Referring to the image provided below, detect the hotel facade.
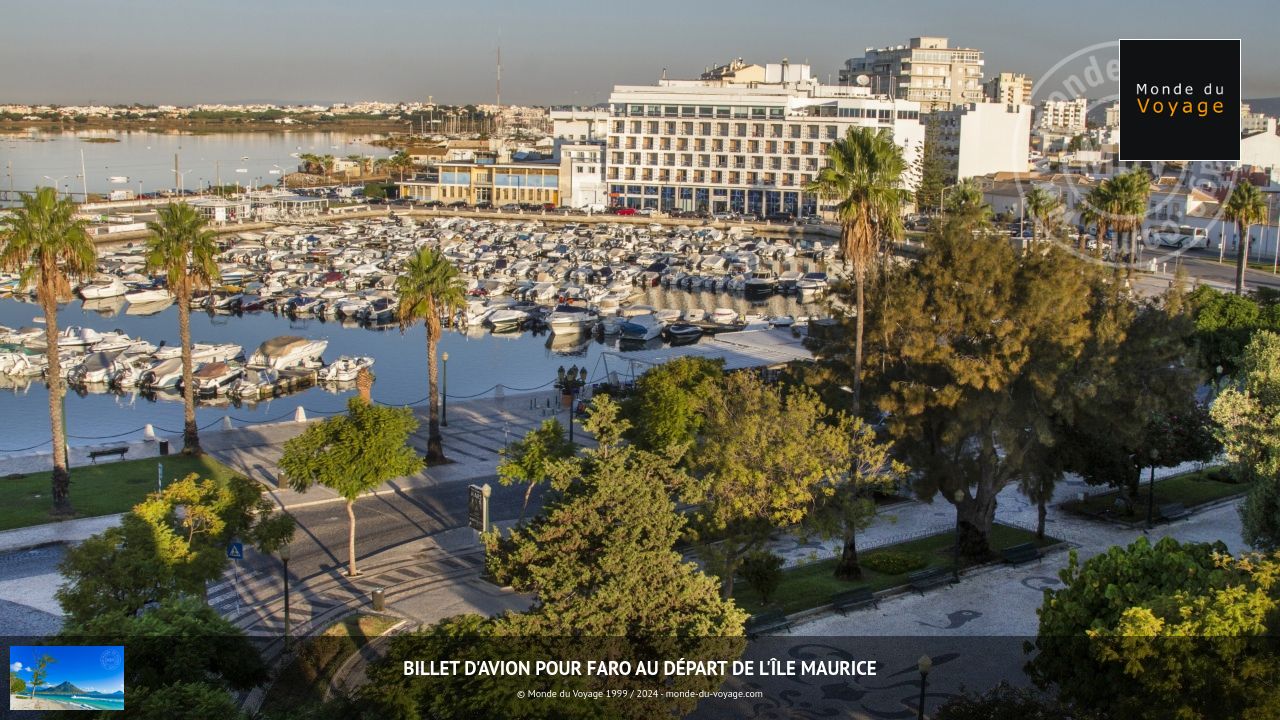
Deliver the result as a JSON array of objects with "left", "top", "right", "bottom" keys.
[{"left": 605, "top": 60, "right": 925, "bottom": 217}]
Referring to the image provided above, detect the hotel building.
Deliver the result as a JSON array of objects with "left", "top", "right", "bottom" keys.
[
  {"left": 398, "top": 159, "right": 561, "bottom": 206},
  {"left": 840, "top": 37, "right": 985, "bottom": 112},
  {"left": 606, "top": 60, "right": 925, "bottom": 217}
]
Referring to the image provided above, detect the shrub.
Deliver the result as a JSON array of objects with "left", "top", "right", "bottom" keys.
[
  {"left": 739, "top": 551, "right": 785, "bottom": 605},
  {"left": 861, "top": 550, "right": 927, "bottom": 575}
]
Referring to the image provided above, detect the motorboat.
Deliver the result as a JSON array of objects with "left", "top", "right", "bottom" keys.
[
  {"left": 710, "top": 308, "right": 739, "bottom": 325},
  {"left": 546, "top": 304, "right": 598, "bottom": 335},
  {"left": 153, "top": 342, "right": 242, "bottom": 363},
  {"left": 284, "top": 295, "right": 323, "bottom": 315},
  {"left": 619, "top": 313, "right": 665, "bottom": 342},
  {"left": 125, "top": 287, "right": 173, "bottom": 304},
  {"left": 228, "top": 367, "right": 280, "bottom": 399},
  {"left": 68, "top": 350, "right": 124, "bottom": 385},
  {"left": 796, "top": 272, "right": 829, "bottom": 299},
  {"left": 188, "top": 361, "right": 244, "bottom": 397},
  {"left": 654, "top": 308, "right": 683, "bottom": 324},
  {"left": 744, "top": 271, "right": 777, "bottom": 298},
  {"left": 485, "top": 308, "right": 531, "bottom": 333},
  {"left": 125, "top": 298, "right": 174, "bottom": 316},
  {"left": 0, "top": 351, "right": 44, "bottom": 377},
  {"left": 597, "top": 315, "right": 624, "bottom": 336},
  {"left": 110, "top": 357, "right": 150, "bottom": 388},
  {"left": 320, "top": 355, "right": 375, "bottom": 383},
  {"left": 358, "top": 297, "right": 397, "bottom": 324},
  {"left": 664, "top": 323, "right": 704, "bottom": 344},
  {"left": 248, "top": 336, "right": 328, "bottom": 369},
  {"left": 79, "top": 276, "right": 127, "bottom": 299},
  {"left": 140, "top": 358, "right": 185, "bottom": 389},
  {"left": 769, "top": 315, "right": 795, "bottom": 327},
  {"left": 777, "top": 270, "right": 805, "bottom": 294},
  {"left": 56, "top": 326, "right": 111, "bottom": 349}
]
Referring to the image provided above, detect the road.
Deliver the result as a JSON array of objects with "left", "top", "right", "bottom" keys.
[
  {"left": 0, "top": 545, "right": 66, "bottom": 637},
  {"left": 1144, "top": 244, "right": 1280, "bottom": 290}
]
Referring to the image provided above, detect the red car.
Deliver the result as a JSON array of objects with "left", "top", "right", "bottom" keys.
[{"left": 612, "top": 207, "right": 637, "bottom": 216}]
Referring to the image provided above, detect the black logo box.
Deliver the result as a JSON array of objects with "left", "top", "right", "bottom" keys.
[{"left": 1119, "top": 39, "right": 1241, "bottom": 162}]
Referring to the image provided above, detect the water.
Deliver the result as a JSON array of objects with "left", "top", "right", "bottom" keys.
[
  {"left": 33, "top": 694, "right": 125, "bottom": 711},
  {"left": 0, "top": 289, "right": 814, "bottom": 453},
  {"left": 0, "top": 129, "right": 392, "bottom": 200}
]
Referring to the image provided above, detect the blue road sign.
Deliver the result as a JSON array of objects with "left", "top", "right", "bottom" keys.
[{"left": 227, "top": 542, "right": 244, "bottom": 560}]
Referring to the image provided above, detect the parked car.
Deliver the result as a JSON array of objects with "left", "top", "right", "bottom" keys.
[
  {"left": 445, "top": 200, "right": 467, "bottom": 208},
  {"left": 611, "top": 207, "right": 637, "bottom": 216},
  {"left": 765, "top": 212, "right": 795, "bottom": 223},
  {"left": 475, "top": 202, "right": 493, "bottom": 210}
]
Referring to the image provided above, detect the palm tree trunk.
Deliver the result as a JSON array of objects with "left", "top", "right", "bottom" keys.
[
  {"left": 1235, "top": 223, "right": 1250, "bottom": 295},
  {"left": 42, "top": 284, "right": 72, "bottom": 516},
  {"left": 852, "top": 270, "right": 865, "bottom": 415},
  {"left": 178, "top": 278, "right": 200, "bottom": 454},
  {"left": 835, "top": 508, "right": 862, "bottom": 580},
  {"left": 425, "top": 317, "right": 444, "bottom": 461},
  {"left": 346, "top": 498, "right": 358, "bottom": 577}
]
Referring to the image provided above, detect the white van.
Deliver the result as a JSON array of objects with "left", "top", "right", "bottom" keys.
[{"left": 1149, "top": 224, "right": 1208, "bottom": 249}]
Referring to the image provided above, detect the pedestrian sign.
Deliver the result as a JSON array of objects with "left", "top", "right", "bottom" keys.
[{"left": 227, "top": 542, "right": 244, "bottom": 560}]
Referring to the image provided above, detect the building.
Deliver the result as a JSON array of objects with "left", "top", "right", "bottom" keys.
[
  {"left": 841, "top": 37, "right": 984, "bottom": 112},
  {"left": 1037, "top": 98, "right": 1087, "bottom": 134},
  {"left": 606, "top": 60, "right": 925, "bottom": 216},
  {"left": 550, "top": 109, "right": 610, "bottom": 144},
  {"left": 1104, "top": 102, "right": 1120, "bottom": 128},
  {"left": 1241, "top": 103, "right": 1272, "bottom": 136},
  {"left": 398, "top": 159, "right": 560, "bottom": 206},
  {"left": 983, "top": 72, "right": 1033, "bottom": 106},
  {"left": 931, "top": 102, "right": 1032, "bottom": 181},
  {"left": 558, "top": 142, "right": 607, "bottom": 209}
]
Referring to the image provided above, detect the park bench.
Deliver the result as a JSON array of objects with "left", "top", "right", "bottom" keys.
[
  {"left": 1000, "top": 542, "right": 1042, "bottom": 566},
  {"left": 745, "top": 610, "right": 792, "bottom": 639},
  {"left": 1159, "top": 503, "right": 1192, "bottom": 522},
  {"left": 88, "top": 446, "right": 129, "bottom": 464},
  {"left": 831, "top": 586, "right": 879, "bottom": 615},
  {"left": 907, "top": 567, "right": 953, "bottom": 594}
]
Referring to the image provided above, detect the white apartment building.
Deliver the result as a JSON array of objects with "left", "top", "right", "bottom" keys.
[
  {"left": 931, "top": 102, "right": 1033, "bottom": 181},
  {"left": 558, "top": 142, "right": 608, "bottom": 209},
  {"left": 1037, "top": 98, "right": 1087, "bottom": 133},
  {"left": 841, "top": 37, "right": 985, "bottom": 112},
  {"left": 606, "top": 61, "right": 925, "bottom": 216},
  {"left": 983, "top": 72, "right": 1033, "bottom": 106},
  {"left": 550, "top": 109, "right": 610, "bottom": 144},
  {"left": 1241, "top": 103, "right": 1271, "bottom": 136},
  {"left": 1104, "top": 102, "right": 1120, "bottom": 128}
]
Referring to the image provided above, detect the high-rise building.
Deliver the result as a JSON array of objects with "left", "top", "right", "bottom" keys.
[
  {"left": 983, "top": 72, "right": 1033, "bottom": 106},
  {"left": 1036, "top": 98, "right": 1087, "bottom": 133},
  {"left": 929, "top": 102, "right": 1033, "bottom": 181},
  {"left": 606, "top": 60, "right": 925, "bottom": 216},
  {"left": 1104, "top": 102, "right": 1120, "bottom": 128},
  {"left": 840, "top": 37, "right": 985, "bottom": 112}
]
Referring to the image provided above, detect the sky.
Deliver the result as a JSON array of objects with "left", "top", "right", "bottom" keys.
[
  {"left": 9, "top": 646, "right": 125, "bottom": 695},
  {"left": 2, "top": 0, "right": 1278, "bottom": 105}
]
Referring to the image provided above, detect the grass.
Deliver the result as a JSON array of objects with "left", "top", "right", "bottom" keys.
[
  {"left": 0, "top": 454, "right": 238, "bottom": 532},
  {"left": 733, "top": 523, "right": 1057, "bottom": 617},
  {"left": 261, "top": 613, "right": 401, "bottom": 714},
  {"left": 1060, "top": 466, "right": 1247, "bottom": 521}
]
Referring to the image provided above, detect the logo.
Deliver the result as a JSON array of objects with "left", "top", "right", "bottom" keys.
[
  {"left": 100, "top": 647, "right": 122, "bottom": 671},
  {"left": 1119, "top": 39, "right": 1241, "bottom": 162}
]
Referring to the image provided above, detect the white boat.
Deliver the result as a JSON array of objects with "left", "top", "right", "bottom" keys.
[
  {"left": 68, "top": 351, "right": 123, "bottom": 385},
  {"left": 56, "top": 326, "right": 111, "bottom": 348},
  {"left": 141, "top": 358, "right": 185, "bottom": 389},
  {"left": 546, "top": 305, "right": 598, "bottom": 335},
  {"left": 320, "top": 356, "right": 374, "bottom": 383},
  {"left": 682, "top": 308, "right": 707, "bottom": 323},
  {"left": 125, "top": 298, "right": 174, "bottom": 316},
  {"left": 248, "top": 335, "right": 328, "bottom": 369},
  {"left": 0, "top": 352, "right": 44, "bottom": 377},
  {"left": 485, "top": 308, "right": 530, "bottom": 333},
  {"left": 598, "top": 315, "right": 624, "bottom": 336},
  {"left": 796, "top": 272, "right": 829, "bottom": 299},
  {"left": 654, "top": 308, "right": 682, "bottom": 323},
  {"left": 110, "top": 357, "right": 150, "bottom": 388},
  {"left": 620, "top": 313, "right": 665, "bottom": 342},
  {"left": 125, "top": 288, "right": 173, "bottom": 304},
  {"left": 229, "top": 367, "right": 280, "bottom": 398},
  {"left": 153, "top": 343, "right": 242, "bottom": 363},
  {"left": 189, "top": 361, "right": 244, "bottom": 396},
  {"left": 769, "top": 315, "right": 795, "bottom": 327},
  {"left": 108, "top": 176, "right": 129, "bottom": 184},
  {"left": 710, "top": 308, "right": 739, "bottom": 325},
  {"left": 664, "top": 323, "right": 704, "bottom": 343},
  {"left": 79, "top": 276, "right": 127, "bottom": 299}
]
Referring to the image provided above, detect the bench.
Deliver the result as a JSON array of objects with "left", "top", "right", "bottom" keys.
[
  {"left": 831, "top": 586, "right": 879, "bottom": 615},
  {"left": 1159, "top": 503, "right": 1192, "bottom": 522},
  {"left": 745, "top": 610, "right": 791, "bottom": 639},
  {"left": 88, "top": 446, "right": 129, "bottom": 464},
  {"left": 1001, "top": 542, "right": 1042, "bottom": 566},
  {"left": 908, "top": 567, "right": 953, "bottom": 594}
]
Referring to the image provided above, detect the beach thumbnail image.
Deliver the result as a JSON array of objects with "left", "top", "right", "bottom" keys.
[{"left": 8, "top": 646, "right": 125, "bottom": 711}]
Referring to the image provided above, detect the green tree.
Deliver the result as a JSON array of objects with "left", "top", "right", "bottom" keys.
[
  {"left": 1111, "top": 168, "right": 1152, "bottom": 264},
  {"left": 943, "top": 178, "right": 991, "bottom": 227},
  {"left": 496, "top": 418, "right": 574, "bottom": 519},
  {"left": 1224, "top": 180, "right": 1268, "bottom": 296},
  {"left": 686, "top": 372, "right": 853, "bottom": 595},
  {"left": 397, "top": 247, "right": 467, "bottom": 461},
  {"left": 56, "top": 474, "right": 294, "bottom": 621},
  {"left": 806, "top": 126, "right": 909, "bottom": 413},
  {"left": 145, "top": 203, "right": 221, "bottom": 453},
  {"left": 30, "top": 654, "right": 54, "bottom": 700},
  {"left": 279, "top": 396, "right": 423, "bottom": 576},
  {"left": 1187, "top": 285, "right": 1269, "bottom": 376},
  {"left": 1080, "top": 182, "right": 1114, "bottom": 256},
  {"left": 0, "top": 187, "right": 97, "bottom": 515},
  {"left": 1212, "top": 330, "right": 1280, "bottom": 548},
  {"left": 9, "top": 672, "right": 24, "bottom": 695},
  {"left": 739, "top": 550, "right": 785, "bottom": 605},
  {"left": 1029, "top": 537, "right": 1280, "bottom": 720},
  {"left": 619, "top": 356, "right": 723, "bottom": 459},
  {"left": 1024, "top": 186, "right": 1063, "bottom": 244},
  {"left": 915, "top": 121, "right": 947, "bottom": 211}
]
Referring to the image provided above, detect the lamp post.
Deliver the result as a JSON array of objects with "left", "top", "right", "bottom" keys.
[
  {"left": 441, "top": 352, "right": 449, "bottom": 427},
  {"left": 952, "top": 489, "right": 965, "bottom": 582},
  {"left": 554, "top": 365, "right": 588, "bottom": 444},
  {"left": 279, "top": 542, "right": 292, "bottom": 650},
  {"left": 42, "top": 175, "right": 69, "bottom": 199},
  {"left": 916, "top": 654, "right": 932, "bottom": 720},
  {"left": 1146, "top": 448, "right": 1159, "bottom": 529}
]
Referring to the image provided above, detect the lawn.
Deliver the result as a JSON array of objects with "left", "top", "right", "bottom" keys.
[
  {"left": 733, "top": 523, "right": 1057, "bottom": 617},
  {"left": 261, "top": 613, "right": 401, "bottom": 714},
  {"left": 1060, "top": 466, "right": 1247, "bottom": 521},
  {"left": 0, "top": 454, "right": 239, "bottom": 531}
]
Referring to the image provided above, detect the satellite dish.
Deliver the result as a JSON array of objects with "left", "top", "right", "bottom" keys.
[{"left": 856, "top": 75, "right": 870, "bottom": 87}]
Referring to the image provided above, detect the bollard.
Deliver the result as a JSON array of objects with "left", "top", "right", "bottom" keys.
[
  {"left": 143, "top": 424, "right": 156, "bottom": 441},
  {"left": 222, "top": 416, "right": 233, "bottom": 430},
  {"left": 294, "top": 406, "right": 307, "bottom": 423},
  {"left": 159, "top": 439, "right": 170, "bottom": 456},
  {"left": 371, "top": 587, "right": 386, "bottom": 611}
]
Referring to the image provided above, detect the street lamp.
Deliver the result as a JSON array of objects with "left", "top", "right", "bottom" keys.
[
  {"left": 952, "top": 489, "right": 965, "bottom": 581},
  {"left": 42, "top": 175, "right": 69, "bottom": 199},
  {"left": 279, "top": 542, "right": 292, "bottom": 650},
  {"left": 916, "top": 654, "right": 932, "bottom": 720},
  {"left": 1146, "top": 448, "right": 1160, "bottom": 529},
  {"left": 441, "top": 352, "right": 449, "bottom": 427},
  {"left": 554, "top": 365, "right": 589, "bottom": 443}
]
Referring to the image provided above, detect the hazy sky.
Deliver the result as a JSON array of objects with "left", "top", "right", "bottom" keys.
[{"left": 4, "top": 0, "right": 1278, "bottom": 105}]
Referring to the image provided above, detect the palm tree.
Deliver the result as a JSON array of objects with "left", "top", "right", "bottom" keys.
[
  {"left": 1081, "top": 182, "right": 1114, "bottom": 257},
  {"left": 1224, "top": 180, "right": 1268, "bottom": 295},
  {"left": 943, "top": 178, "right": 992, "bottom": 228},
  {"left": 145, "top": 203, "right": 221, "bottom": 454},
  {"left": 397, "top": 247, "right": 467, "bottom": 461},
  {"left": 1024, "top": 186, "right": 1062, "bottom": 244},
  {"left": 1111, "top": 169, "right": 1151, "bottom": 264},
  {"left": 0, "top": 187, "right": 97, "bottom": 515},
  {"left": 805, "top": 126, "right": 908, "bottom": 413}
]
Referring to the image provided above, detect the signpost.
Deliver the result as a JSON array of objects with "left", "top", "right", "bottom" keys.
[
  {"left": 226, "top": 541, "right": 244, "bottom": 612},
  {"left": 468, "top": 483, "right": 491, "bottom": 533},
  {"left": 226, "top": 542, "right": 244, "bottom": 560}
]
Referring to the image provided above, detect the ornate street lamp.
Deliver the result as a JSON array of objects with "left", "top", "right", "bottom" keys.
[
  {"left": 916, "top": 654, "right": 932, "bottom": 720},
  {"left": 554, "top": 365, "right": 588, "bottom": 443}
]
